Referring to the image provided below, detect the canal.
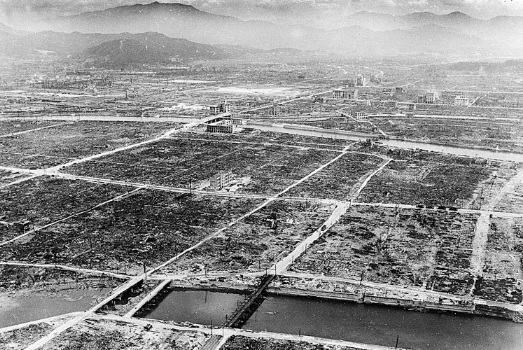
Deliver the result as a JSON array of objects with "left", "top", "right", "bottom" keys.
[{"left": 140, "top": 290, "right": 523, "bottom": 350}]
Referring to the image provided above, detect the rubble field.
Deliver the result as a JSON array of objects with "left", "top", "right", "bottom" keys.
[
  {"left": 356, "top": 146, "right": 501, "bottom": 208},
  {"left": 373, "top": 117, "right": 523, "bottom": 153},
  {"left": 0, "top": 265, "right": 124, "bottom": 294},
  {"left": 66, "top": 136, "right": 338, "bottom": 196},
  {"left": 0, "top": 169, "right": 29, "bottom": 187},
  {"left": 160, "top": 200, "right": 333, "bottom": 275},
  {"left": 39, "top": 318, "right": 210, "bottom": 350},
  {"left": 0, "top": 121, "right": 179, "bottom": 169},
  {"left": 222, "top": 335, "right": 362, "bottom": 350},
  {"left": 0, "top": 191, "right": 262, "bottom": 275},
  {"left": 474, "top": 217, "right": 523, "bottom": 304},
  {"left": 286, "top": 152, "right": 383, "bottom": 200},
  {"left": 495, "top": 182, "right": 523, "bottom": 214},
  {"left": 174, "top": 129, "right": 351, "bottom": 151},
  {"left": 0, "top": 177, "right": 131, "bottom": 243},
  {"left": 0, "top": 314, "right": 75, "bottom": 350},
  {"left": 290, "top": 206, "right": 479, "bottom": 296},
  {"left": 0, "top": 120, "right": 62, "bottom": 136}
]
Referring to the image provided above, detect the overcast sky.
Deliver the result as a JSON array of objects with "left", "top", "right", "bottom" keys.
[{"left": 1, "top": 0, "right": 522, "bottom": 22}]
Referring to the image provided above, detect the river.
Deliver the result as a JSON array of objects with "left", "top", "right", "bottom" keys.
[
  {"left": 140, "top": 290, "right": 523, "bottom": 350},
  {"left": 0, "top": 289, "right": 109, "bottom": 328}
]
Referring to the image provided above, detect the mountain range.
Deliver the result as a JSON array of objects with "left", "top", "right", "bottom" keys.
[
  {"left": 1, "top": 1, "right": 522, "bottom": 62},
  {"left": 48, "top": 2, "right": 523, "bottom": 56}
]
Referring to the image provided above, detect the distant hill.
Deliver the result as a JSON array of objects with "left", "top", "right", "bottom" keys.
[
  {"left": 0, "top": 30, "right": 228, "bottom": 65},
  {"left": 43, "top": 2, "right": 522, "bottom": 57},
  {"left": 82, "top": 33, "right": 226, "bottom": 67}
]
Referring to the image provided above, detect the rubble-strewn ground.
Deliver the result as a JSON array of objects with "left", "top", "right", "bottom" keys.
[
  {"left": 160, "top": 200, "right": 333, "bottom": 275},
  {"left": 372, "top": 117, "right": 523, "bottom": 153},
  {"left": 0, "top": 170, "right": 29, "bottom": 187},
  {"left": 0, "top": 192, "right": 262, "bottom": 274},
  {"left": 40, "top": 318, "right": 210, "bottom": 350},
  {"left": 1, "top": 58, "right": 522, "bottom": 348},
  {"left": 0, "top": 121, "right": 179, "bottom": 169},
  {"left": 290, "top": 207, "right": 479, "bottom": 295},
  {"left": 474, "top": 217, "right": 523, "bottom": 304},
  {"left": 356, "top": 146, "right": 500, "bottom": 208},
  {"left": 0, "top": 177, "right": 131, "bottom": 242},
  {"left": 0, "top": 120, "right": 63, "bottom": 136},
  {"left": 174, "top": 130, "right": 351, "bottom": 151},
  {"left": 66, "top": 134, "right": 338, "bottom": 196},
  {"left": 495, "top": 183, "right": 523, "bottom": 214},
  {"left": 0, "top": 265, "right": 124, "bottom": 294},
  {"left": 0, "top": 314, "right": 75, "bottom": 350},
  {"left": 222, "top": 335, "right": 363, "bottom": 350},
  {"left": 286, "top": 152, "right": 383, "bottom": 200}
]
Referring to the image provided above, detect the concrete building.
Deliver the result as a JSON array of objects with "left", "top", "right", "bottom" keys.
[
  {"left": 425, "top": 92, "right": 439, "bottom": 104},
  {"left": 209, "top": 101, "right": 231, "bottom": 115},
  {"left": 13, "top": 220, "right": 31, "bottom": 234},
  {"left": 210, "top": 171, "right": 234, "bottom": 190},
  {"left": 333, "top": 88, "right": 358, "bottom": 100},
  {"left": 454, "top": 96, "right": 470, "bottom": 106},
  {"left": 269, "top": 104, "right": 280, "bottom": 116},
  {"left": 206, "top": 119, "right": 235, "bottom": 133},
  {"left": 417, "top": 92, "right": 439, "bottom": 104},
  {"left": 354, "top": 111, "right": 367, "bottom": 120},
  {"left": 356, "top": 75, "right": 367, "bottom": 87}
]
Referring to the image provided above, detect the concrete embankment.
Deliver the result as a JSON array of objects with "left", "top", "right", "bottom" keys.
[{"left": 266, "top": 286, "right": 523, "bottom": 322}]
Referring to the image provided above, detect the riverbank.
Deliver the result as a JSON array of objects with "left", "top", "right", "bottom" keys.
[
  {"left": 269, "top": 274, "right": 523, "bottom": 323},
  {"left": 162, "top": 273, "right": 523, "bottom": 323}
]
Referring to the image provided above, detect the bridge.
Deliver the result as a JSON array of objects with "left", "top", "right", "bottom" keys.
[
  {"left": 199, "top": 274, "right": 276, "bottom": 349},
  {"left": 224, "top": 274, "right": 275, "bottom": 328}
]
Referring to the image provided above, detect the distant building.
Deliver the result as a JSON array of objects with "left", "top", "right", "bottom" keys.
[
  {"left": 269, "top": 104, "right": 280, "bottom": 116},
  {"left": 13, "top": 220, "right": 31, "bottom": 234},
  {"left": 398, "top": 102, "right": 416, "bottom": 111},
  {"left": 417, "top": 92, "right": 439, "bottom": 104},
  {"left": 356, "top": 75, "right": 367, "bottom": 87},
  {"left": 454, "top": 96, "right": 470, "bottom": 106},
  {"left": 209, "top": 171, "right": 234, "bottom": 190},
  {"left": 333, "top": 89, "right": 346, "bottom": 99},
  {"left": 425, "top": 92, "right": 439, "bottom": 104},
  {"left": 354, "top": 111, "right": 367, "bottom": 120},
  {"left": 206, "top": 119, "right": 235, "bottom": 133},
  {"left": 209, "top": 101, "right": 231, "bottom": 115},
  {"left": 333, "top": 88, "right": 358, "bottom": 100}
]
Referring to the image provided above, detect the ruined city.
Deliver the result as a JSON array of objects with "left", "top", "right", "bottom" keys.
[{"left": 0, "top": 1, "right": 522, "bottom": 349}]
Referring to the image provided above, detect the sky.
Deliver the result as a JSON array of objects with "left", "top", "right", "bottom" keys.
[{"left": 0, "top": 0, "right": 522, "bottom": 24}]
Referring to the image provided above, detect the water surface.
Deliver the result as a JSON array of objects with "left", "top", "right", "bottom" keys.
[
  {"left": 0, "top": 289, "right": 108, "bottom": 328},
  {"left": 244, "top": 295, "right": 523, "bottom": 350}
]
